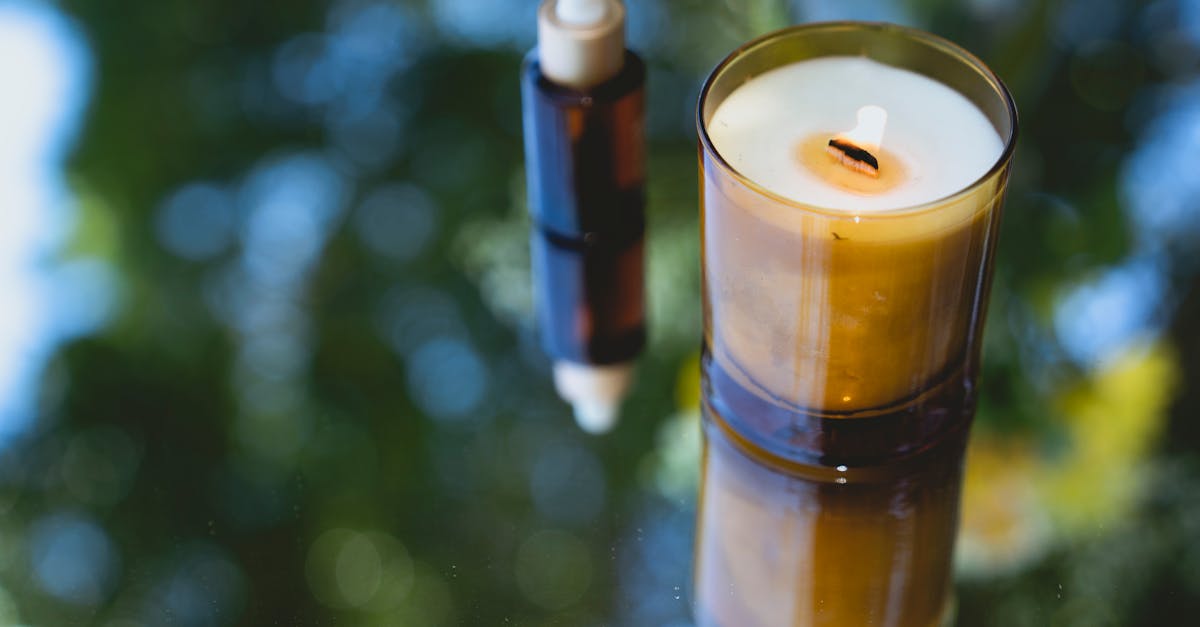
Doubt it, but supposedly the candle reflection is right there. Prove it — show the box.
[694,412,966,627]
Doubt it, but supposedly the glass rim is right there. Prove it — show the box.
[696,21,1019,219]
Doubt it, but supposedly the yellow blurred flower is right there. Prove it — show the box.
[958,338,1179,577]
[642,353,703,500]
[957,433,1052,578]
[675,351,701,412]
[1042,338,1179,534]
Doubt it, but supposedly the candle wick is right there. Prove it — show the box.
[826,138,880,177]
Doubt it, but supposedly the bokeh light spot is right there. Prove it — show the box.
[307,529,414,611]
[354,182,437,262]
[328,106,404,168]
[1054,258,1166,367]
[616,505,695,625]
[360,532,415,612]
[793,0,915,25]
[1185,0,1200,45]
[46,258,121,338]
[1054,0,1121,46]
[272,34,342,106]
[528,441,606,525]
[0,586,18,624]
[514,529,592,611]
[1121,80,1200,248]
[0,0,92,445]
[376,286,467,355]
[405,337,489,422]
[326,0,416,69]
[238,152,349,287]
[156,182,237,261]
[372,561,454,626]
[29,513,119,605]
[335,532,382,607]
[239,332,309,382]
[158,544,247,627]
[431,0,534,48]
[307,528,359,608]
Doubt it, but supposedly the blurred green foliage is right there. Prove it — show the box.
[0,0,1198,625]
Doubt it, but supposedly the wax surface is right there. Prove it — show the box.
[707,56,1004,212]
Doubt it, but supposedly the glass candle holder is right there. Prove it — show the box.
[694,22,1017,626]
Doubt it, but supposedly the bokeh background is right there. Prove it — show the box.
[1,0,1199,624]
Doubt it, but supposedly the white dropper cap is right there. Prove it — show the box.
[556,0,608,25]
[553,360,634,434]
[537,0,625,89]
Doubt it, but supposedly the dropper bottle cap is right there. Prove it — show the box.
[553,361,634,434]
[537,0,625,89]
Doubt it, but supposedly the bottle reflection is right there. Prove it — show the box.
[694,412,966,627]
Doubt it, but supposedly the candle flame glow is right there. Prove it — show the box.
[839,105,887,152]
[826,105,888,177]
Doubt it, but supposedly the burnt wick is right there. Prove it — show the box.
[826,138,880,177]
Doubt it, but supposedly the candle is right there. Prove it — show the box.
[694,22,1017,627]
[701,48,1014,425]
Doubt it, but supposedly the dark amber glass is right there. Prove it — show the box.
[522,51,646,365]
[695,415,966,627]
[694,22,1017,626]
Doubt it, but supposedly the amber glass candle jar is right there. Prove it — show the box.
[693,22,1017,626]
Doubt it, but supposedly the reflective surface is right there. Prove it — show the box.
[1,0,1200,625]
[695,413,965,627]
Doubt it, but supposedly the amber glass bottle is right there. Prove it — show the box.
[521,50,646,365]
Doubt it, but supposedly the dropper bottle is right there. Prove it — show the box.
[521,0,646,433]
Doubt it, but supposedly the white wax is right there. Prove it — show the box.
[707,56,1004,212]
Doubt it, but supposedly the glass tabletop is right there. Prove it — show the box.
[1,0,1199,625]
